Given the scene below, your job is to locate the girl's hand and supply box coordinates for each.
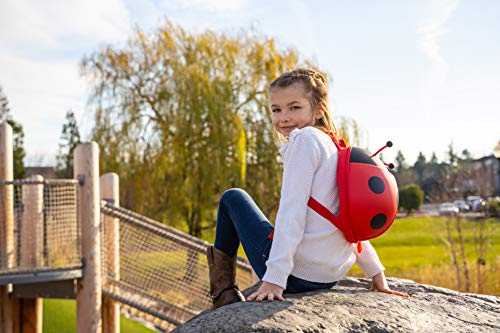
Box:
[371,271,409,297]
[247,281,285,302]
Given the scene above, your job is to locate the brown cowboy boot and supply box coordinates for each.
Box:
[207,245,245,309]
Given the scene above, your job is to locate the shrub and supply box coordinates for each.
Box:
[399,184,424,214]
[485,200,500,218]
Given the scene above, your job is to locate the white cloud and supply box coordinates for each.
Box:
[0,0,55,49]
[0,53,88,164]
[160,0,247,12]
[416,0,459,83]
[0,0,131,53]
[416,0,460,117]
[0,0,132,165]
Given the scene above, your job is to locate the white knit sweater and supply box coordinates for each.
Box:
[262,126,385,289]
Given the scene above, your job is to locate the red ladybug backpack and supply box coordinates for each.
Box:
[307,131,399,253]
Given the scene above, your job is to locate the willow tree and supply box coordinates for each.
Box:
[81,21,305,237]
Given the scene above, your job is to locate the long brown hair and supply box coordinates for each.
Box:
[269,68,338,138]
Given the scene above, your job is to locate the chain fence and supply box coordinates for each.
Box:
[100,202,256,332]
[0,179,81,276]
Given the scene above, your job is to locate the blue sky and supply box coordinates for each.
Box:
[1,0,499,166]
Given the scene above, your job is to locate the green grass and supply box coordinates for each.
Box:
[350,216,500,294]
[368,216,500,268]
[43,299,155,333]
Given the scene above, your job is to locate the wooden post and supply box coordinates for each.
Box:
[0,122,14,333]
[74,142,102,333]
[18,174,44,333]
[21,175,44,269]
[100,173,119,333]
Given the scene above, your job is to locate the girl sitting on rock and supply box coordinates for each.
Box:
[207,68,409,309]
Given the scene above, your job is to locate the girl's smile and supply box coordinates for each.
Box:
[280,125,297,133]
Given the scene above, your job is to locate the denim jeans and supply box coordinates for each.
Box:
[214,188,338,294]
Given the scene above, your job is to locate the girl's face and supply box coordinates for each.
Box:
[270,82,321,137]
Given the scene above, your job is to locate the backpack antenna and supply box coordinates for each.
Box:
[371,141,395,169]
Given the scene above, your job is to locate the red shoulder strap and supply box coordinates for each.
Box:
[322,130,346,151]
[307,129,345,223]
[307,196,336,222]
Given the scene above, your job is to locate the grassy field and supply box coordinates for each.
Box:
[43,299,156,333]
[350,216,500,295]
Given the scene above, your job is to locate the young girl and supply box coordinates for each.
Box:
[206,68,408,309]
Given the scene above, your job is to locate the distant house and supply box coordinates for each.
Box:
[461,141,500,197]
[473,155,499,196]
[25,166,57,179]
[494,141,500,196]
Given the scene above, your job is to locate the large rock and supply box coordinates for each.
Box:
[173,277,500,333]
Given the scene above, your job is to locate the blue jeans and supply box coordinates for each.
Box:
[214,188,338,294]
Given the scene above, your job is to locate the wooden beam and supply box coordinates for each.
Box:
[18,175,44,333]
[74,142,102,333]
[100,173,120,333]
[0,122,14,333]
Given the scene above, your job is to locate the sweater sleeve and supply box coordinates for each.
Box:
[262,129,321,288]
[354,241,385,278]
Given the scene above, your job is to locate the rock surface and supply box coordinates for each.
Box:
[172,277,500,333]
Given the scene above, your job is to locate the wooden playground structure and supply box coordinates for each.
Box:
[0,122,256,332]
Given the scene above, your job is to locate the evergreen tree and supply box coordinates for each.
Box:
[0,86,10,118]
[56,110,81,178]
[8,120,26,179]
[447,143,459,167]
[413,152,427,182]
[0,85,26,179]
[394,150,407,173]
[430,152,439,164]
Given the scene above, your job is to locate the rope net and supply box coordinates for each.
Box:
[100,202,256,331]
[0,179,81,275]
